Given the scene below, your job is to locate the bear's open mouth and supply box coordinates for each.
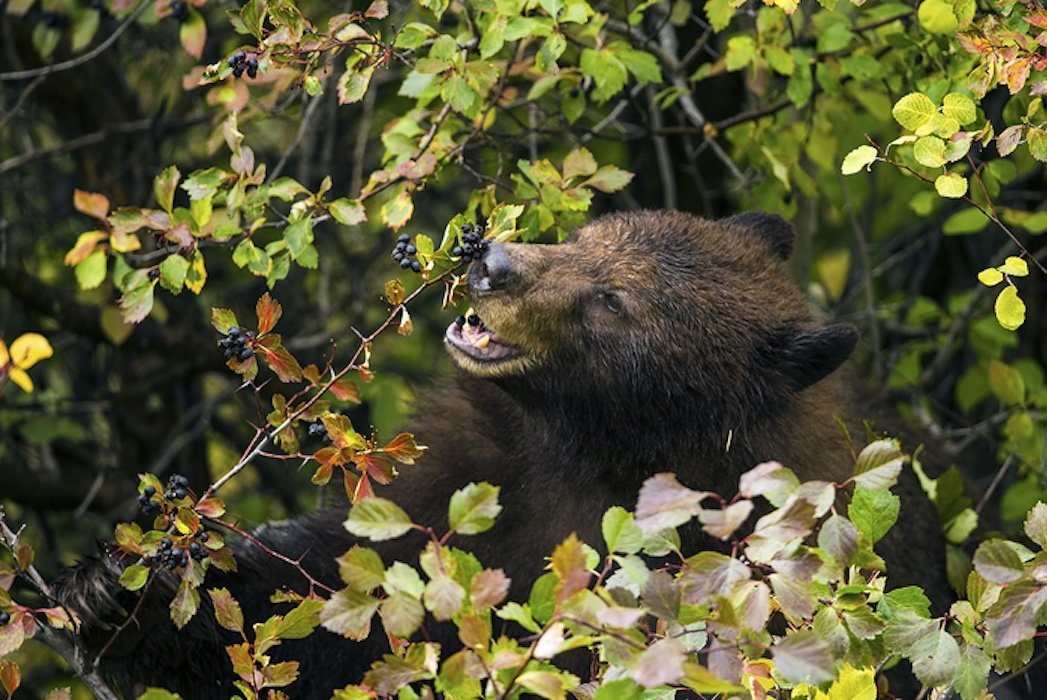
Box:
[444,308,521,364]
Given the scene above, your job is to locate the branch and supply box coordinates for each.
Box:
[0,0,151,82]
[0,508,119,700]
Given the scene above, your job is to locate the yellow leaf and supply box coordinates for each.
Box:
[998,256,1029,277]
[825,664,876,700]
[9,367,33,393]
[9,333,53,370]
[977,268,1003,286]
[0,339,8,368]
[186,251,207,294]
[934,172,968,198]
[995,285,1026,331]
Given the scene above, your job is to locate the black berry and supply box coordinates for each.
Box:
[397,234,410,243]
[198,531,209,542]
[169,1,188,22]
[400,258,412,269]
[144,486,156,497]
[467,315,480,326]
[455,315,465,327]
[411,260,421,272]
[161,538,172,549]
[0,611,11,626]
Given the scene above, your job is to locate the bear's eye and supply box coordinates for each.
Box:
[601,292,623,314]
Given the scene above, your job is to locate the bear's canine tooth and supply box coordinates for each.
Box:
[475,334,491,349]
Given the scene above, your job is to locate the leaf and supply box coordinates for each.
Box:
[942,93,977,125]
[185,251,206,294]
[382,433,426,464]
[913,136,947,167]
[256,293,282,335]
[630,638,687,687]
[994,285,1026,331]
[470,568,510,610]
[170,580,201,629]
[448,482,502,535]
[563,148,598,180]
[344,498,414,541]
[0,660,20,700]
[634,473,708,532]
[118,564,149,591]
[382,187,414,231]
[119,278,156,324]
[256,336,303,383]
[1025,502,1047,550]
[551,534,590,603]
[935,173,968,198]
[953,644,991,700]
[698,500,754,540]
[516,671,575,700]
[918,0,959,34]
[338,546,386,591]
[999,256,1029,277]
[73,189,109,220]
[321,589,379,639]
[380,592,424,637]
[704,0,733,32]
[910,628,960,687]
[988,359,1025,405]
[64,230,108,266]
[840,145,878,175]
[771,630,836,684]
[818,514,859,565]
[424,575,465,620]
[584,165,634,193]
[852,439,905,490]
[892,92,937,131]
[824,664,876,700]
[973,539,1024,583]
[329,198,367,225]
[977,268,1003,286]
[1028,128,1047,162]
[602,506,644,554]
[154,165,181,213]
[208,588,244,633]
[997,125,1023,157]
[211,308,239,334]
[179,7,206,59]
[848,486,900,543]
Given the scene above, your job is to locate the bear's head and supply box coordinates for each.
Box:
[444,210,857,466]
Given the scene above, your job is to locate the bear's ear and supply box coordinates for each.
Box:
[722,212,795,260]
[776,324,858,391]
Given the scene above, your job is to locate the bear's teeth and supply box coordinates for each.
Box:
[475,334,490,349]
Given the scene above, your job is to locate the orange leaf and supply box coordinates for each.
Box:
[64,231,108,266]
[256,292,282,335]
[353,452,397,485]
[196,497,226,519]
[353,473,374,502]
[311,462,334,486]
[342,470,360,502]
[73,189,110,220]
[330,378,361,403]
[257,336,303,383]
[382,433,427,465]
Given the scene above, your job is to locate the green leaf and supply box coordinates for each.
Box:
[170,580,200,629]
[1024,502,1047,550]
[337,546,386,591]
[154,166,181,213]
[913,136,947,168]
[988,359,1025,406]
[848,486,900,543]
[602,506,644,554]
[999,256,1029,277]
[329,198,367,226]
[321,589,379,638]
[909,629,960,687]
[935,173,968,198]
[1028,128,1047,162]
[344,498,414,541]
[159,255,190,294]
[380,592,424,637]
[942,207,989,235]
[448,482,502,535]
[942,93,977,125]
[893,92,937,131]
[276,599,324,640]
[118,564,149,591]
[840,145,877,175]
[818,514,859,565]
[972,539,1024,583]
[724,35,756,71]
[953,644,991,700]
[618,48,663,84]
[918,0,959,34]
[852,439,904,491]
[994,285,1026,331]
[75,250,107,290]
[584,165,634,193]
[704,0,733,31]
[208,588,244,633]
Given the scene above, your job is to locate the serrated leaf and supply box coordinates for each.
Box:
[848,486,899,543]
[841,145,878,175]
[380,592,424,637]
[470,568,510,610]
[771,630,836,684]
[914,136,947,167]
[321,588,379,639]
[449,482,502,535]
[585,165,634,193]
[424,575,465,621]
[170,580,200,629]
[329,198,367,226]
[818,514,859,565]
[942,93,977,125]
[1025,502,1047,550]
[337,546,386,591]
[972,539,1024,583]
[630,638,686,687]
[118,564,149,591]
[635,473,709,532]
[910,628,960,687]
[256,292,282,335]
[345,498,413,541]
[602,506,644,554]
[208,587,244,633]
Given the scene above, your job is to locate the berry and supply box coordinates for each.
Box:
[455,315,465,327]
[467,315,480,326]
[392,251,404,262]
[144,486,156,497]
[198,531,209,542]
[245,57,259,79]
[405,244,417,255]
[451,245,463,257]
[169,1,188,22]
[238,347,254,361]
[189,542,201,554]
[0,612,11,626]
[148,267,161,280]
[411,260,422,272]
[400,258,412,269]
[398,233,411,243]
[161,538,172,549]
[174,488,187,499]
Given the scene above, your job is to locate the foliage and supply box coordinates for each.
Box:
[1,0,1047,697]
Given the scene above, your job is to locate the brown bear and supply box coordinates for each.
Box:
[59,210,950,698]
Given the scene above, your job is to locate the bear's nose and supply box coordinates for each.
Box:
[469,243,511,293]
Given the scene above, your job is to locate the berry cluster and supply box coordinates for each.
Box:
[308,421,330,441]
[0,611,9,626]
[169,1,189,22]
[451,224,488,263]
[146,535,207,571]
[392,234,422,273]
[227,50,259,79]
[164,473,190,501]
[219,326,255,362]
[137,485,159,514]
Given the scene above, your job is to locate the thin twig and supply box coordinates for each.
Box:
[0,0,151,82]
[975,454,1015,516]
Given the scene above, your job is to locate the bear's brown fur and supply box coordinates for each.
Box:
[59,210,950,698]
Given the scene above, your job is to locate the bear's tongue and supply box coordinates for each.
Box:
[445,308,518,361]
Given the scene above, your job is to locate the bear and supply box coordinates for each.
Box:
[58,209,951,698]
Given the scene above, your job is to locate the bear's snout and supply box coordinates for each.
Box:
[468,242,512,293]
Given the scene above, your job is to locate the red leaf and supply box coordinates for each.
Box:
[179,7,207,59]
[256,292,282,335]
[73,189,110,220]
[354,452,397,484]
[257,335,303,382]
[353,473,375,502]
[196,497,226,519]
[0,658,20,697]
[551,533,590,603]
[330,378,361,403]
[365,1,388,19]
[382,433,426,464]
[343,470,360,502]
[311,462,334,485]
